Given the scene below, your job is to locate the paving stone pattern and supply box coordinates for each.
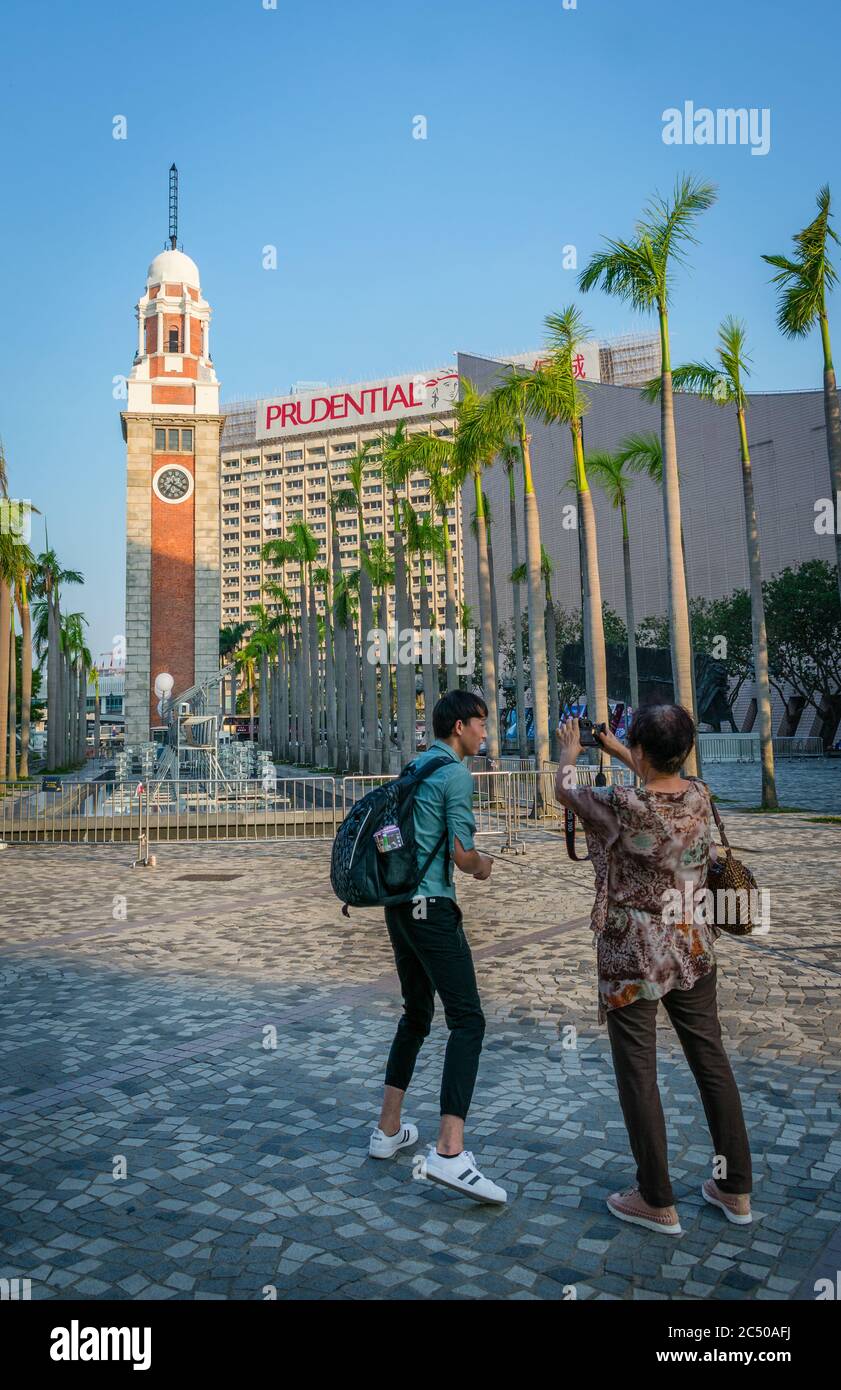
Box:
[0,809,839,1301]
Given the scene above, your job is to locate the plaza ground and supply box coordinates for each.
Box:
[0,802,839,1301]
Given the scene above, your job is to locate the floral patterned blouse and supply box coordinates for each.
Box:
[564,780,719,1024]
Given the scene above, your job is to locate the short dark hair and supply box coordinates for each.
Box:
[433,690,488,739]
[626,703,696,775]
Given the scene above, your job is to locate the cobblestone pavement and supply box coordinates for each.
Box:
[1,810,839,1301]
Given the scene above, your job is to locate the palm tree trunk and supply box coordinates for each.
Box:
[679,522,702,776]
[659,310,699,775]
[308,576,320,763]
[738,407,778,809]
[8,610,17,779]
[325,613,337,769]
[334,619,347,774]
[348,624,362,773]
[487,522,501,703]
[620,498,640,712]
[379,589,391,773]
[508,469,528,758]
[20,586,32,777]
[0,578,10,779]
[545,587,559,762]
[77,661,87,764]
[260,648,269,750]
[473,468,500,762]
[93,691,100,762]
[573,425,609,732]
[60,645,69,766]
[298,583,313,762]
[358,530,378,773]
[441,506,459,690]
[46,589,57,770]
[249,677,255,743]
[519,421,550,771]
[419,574,435,749]
[393,514,414,766]
[819,316,841,606]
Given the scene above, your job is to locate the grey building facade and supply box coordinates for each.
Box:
[458,352,839,740]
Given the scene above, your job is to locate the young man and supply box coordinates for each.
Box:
[368,690,507,1204]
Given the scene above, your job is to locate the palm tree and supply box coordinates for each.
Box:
[381,421,415,766]
[584,446,642,711]
[391,432,458,691]
[264,584,292,761]
[33,548,83,770]
[542,307,609,734]
[471,490,501,709]
[762,185,841,605]
[311,558,335,767]
[365,538,396,772]
[328,482,357,771]
[346,443,379,772]
[580,174,717,773]
[234,643,259,743]
[14,543,37,776]
[263,522,318,763]
[614,430,702,769]
[456,368,553,769]
[220,622,246,727]
[335,572,361,772]
[405,501,445,749]
[642,319,778,808]
[248,602,276,752]
[512,545,560,757]
[501,442,528,757]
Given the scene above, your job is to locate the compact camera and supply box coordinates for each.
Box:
[578,717,608,748]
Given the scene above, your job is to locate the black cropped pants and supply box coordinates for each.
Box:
[384,896,485,1120]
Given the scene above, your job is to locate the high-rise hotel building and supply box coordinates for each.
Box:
[219,371,465,633]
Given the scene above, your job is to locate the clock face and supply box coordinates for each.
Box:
[153,465,193,504]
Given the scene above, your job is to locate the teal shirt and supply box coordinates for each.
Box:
[412,739,477,900]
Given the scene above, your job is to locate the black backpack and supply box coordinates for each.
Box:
[331,755,451,915]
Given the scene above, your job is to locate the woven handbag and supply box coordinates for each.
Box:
[694,780,758,936]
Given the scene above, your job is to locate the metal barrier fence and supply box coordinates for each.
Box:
[0,778,342,845]
[697,732,824,761]
[340,771,521,849]
[0,765,631,847]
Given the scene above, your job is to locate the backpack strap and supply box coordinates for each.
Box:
[407,753,455,887]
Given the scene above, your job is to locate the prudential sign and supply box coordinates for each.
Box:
[255,369,459,440]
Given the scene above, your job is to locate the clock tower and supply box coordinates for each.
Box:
[121,167,223,745]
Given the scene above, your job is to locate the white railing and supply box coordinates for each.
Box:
[698,732,824,762]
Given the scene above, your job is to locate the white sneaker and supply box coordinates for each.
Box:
[422,1147,507,1204]
[368,1122,419,1159]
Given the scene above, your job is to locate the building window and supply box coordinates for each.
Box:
[168,328,180,353]
[181,428,193,451]
[168,428,180,450]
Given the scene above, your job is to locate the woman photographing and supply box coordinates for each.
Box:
[554,704,752,1236]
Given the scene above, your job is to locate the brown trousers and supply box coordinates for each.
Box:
[605,966,752,1207]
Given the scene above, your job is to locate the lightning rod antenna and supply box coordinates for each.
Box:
[168,164,178,250]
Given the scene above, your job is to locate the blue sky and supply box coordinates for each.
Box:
[0,0,838,656]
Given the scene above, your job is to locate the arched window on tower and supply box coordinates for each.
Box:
[168,326,181,353]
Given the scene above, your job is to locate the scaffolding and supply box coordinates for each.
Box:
[598,333,662,387]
